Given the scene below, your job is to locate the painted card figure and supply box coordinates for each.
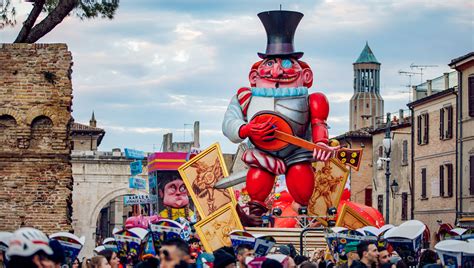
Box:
[179,143,235,218]
[336,204,372,229]
[308,159,348,220]
[195,204,243,252]
[191,158,230,214]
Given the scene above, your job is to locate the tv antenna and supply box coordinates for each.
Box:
[410,63,438,83]
[398,70,422,103]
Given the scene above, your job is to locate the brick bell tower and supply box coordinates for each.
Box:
[349,42,384,130]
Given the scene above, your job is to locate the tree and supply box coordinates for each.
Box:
[0,0,119,43]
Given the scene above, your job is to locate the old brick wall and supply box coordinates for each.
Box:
[0,43,73,233]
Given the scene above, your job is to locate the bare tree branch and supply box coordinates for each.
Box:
[14,0,46,43]
[23,0,78,43]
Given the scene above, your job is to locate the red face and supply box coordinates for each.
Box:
[162,179,189,208]
[249,57,313,88]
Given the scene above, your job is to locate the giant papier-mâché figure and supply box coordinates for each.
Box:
[222,10,340,226]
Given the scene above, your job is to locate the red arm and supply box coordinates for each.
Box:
[309,92,329,144]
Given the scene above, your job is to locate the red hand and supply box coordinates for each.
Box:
[239,116,277,142]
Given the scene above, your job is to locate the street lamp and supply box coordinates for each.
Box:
[383,113,392,224]
[390,179,399,198]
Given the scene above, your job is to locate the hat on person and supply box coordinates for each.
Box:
[277,245,291,255]
[6,227,53,258]
[345,241,359,253]
[213,249,236,268]
[49,240,66,264]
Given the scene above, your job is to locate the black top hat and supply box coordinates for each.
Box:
[257,10,304,59]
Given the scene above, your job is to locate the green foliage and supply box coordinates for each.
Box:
[42,0,119,20]
[0,0,119,28]
[0,0,16,29]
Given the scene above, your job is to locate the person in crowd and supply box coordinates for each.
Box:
[159,238,192,268]
[213,249,236,268]
[418,249,440,268]
[377,247,390,267]
[0,249,6,268]
[350,241,379,268]
[135,255,160,268]
[82,256,111,268]
[72,258,82,268]
[97,249,120,268]
[6,227,55,268]
[294,255,309,266]
[276,245,296,268]
[337,241,359,268]
[299,261,317,268]
[235,244,254,268]
[312,249,325,266]
[48,240,66,268]
[262,258,283,268]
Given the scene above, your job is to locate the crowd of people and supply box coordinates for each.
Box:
[0,226,451,268]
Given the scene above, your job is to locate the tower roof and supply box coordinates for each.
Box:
[355,42,380,64]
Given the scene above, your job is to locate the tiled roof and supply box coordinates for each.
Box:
[449,52,474,66]
[333,127,373,140]
[355,42,380,64]
[71,122,104,133]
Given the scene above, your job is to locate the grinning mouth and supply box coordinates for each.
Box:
[260,75,298,83]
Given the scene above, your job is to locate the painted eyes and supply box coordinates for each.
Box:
[265,60,274,67]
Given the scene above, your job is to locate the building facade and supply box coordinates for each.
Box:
[408,84,457,245]
[371,115,412,226]
[0,44,73,233]
[349,42,384,131]
[335,129,374,206]
[449,52,474,228]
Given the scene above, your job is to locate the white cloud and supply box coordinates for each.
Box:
[173,50,190,62]
[325,92,353,103]
[174,23,203,41]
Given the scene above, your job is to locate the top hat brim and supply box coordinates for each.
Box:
[257,51,304,59]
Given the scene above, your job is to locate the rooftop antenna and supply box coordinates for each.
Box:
[410,63,438,83]
[398,70,422,103]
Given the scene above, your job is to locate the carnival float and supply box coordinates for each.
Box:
[108,9,472,267]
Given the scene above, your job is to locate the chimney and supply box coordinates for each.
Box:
[443,72,450,89]
[399,109,404,123]
[193,121,200,148]
[427,80,432,96]
[412,86,417,101]
[163,133,173,152]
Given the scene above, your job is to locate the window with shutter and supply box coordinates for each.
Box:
[402,140,408,165]
[439,165,445,197]
[377,195,383,215]
[401,192,408,221]
[447,164,453,197]
[365,188,372,206]
[424,113,429,144]
[447,106,453,139]
[421,168,427,198]
[469,76,474,117]
[440,108,444,139]
[470,156,474,195]
[417,115,422,145]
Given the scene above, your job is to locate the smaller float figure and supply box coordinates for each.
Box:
[158,174,195,221]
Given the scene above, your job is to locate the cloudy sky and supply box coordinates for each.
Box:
[2,0,472,153]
